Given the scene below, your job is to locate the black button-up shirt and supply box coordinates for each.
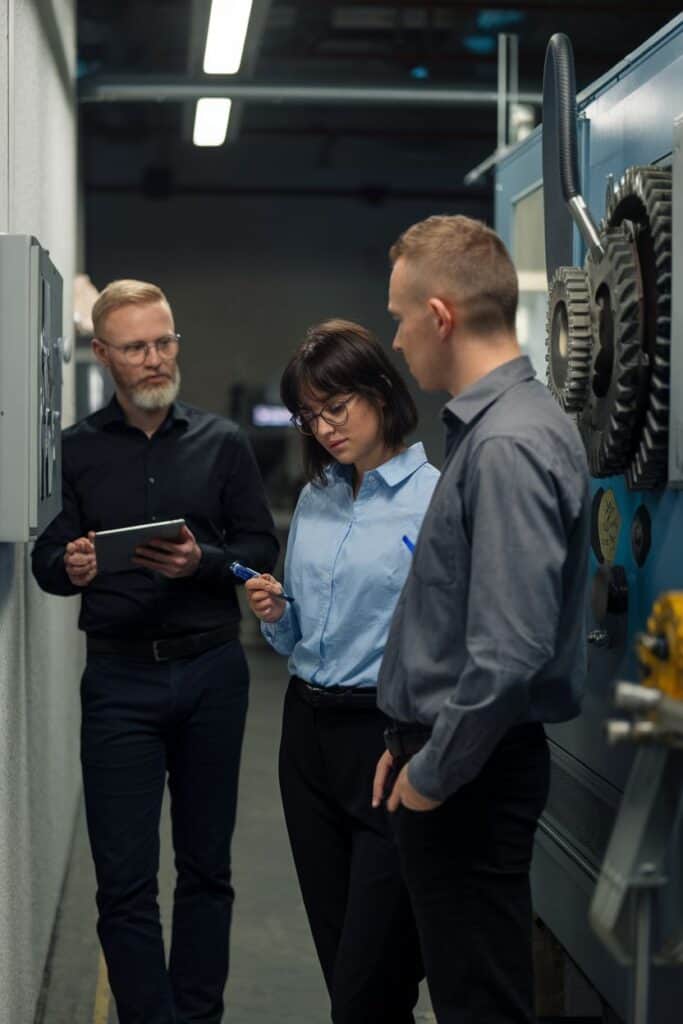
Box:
[32,397,279,639]
[377,356,590,801]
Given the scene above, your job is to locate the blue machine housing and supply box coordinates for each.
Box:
[496,16,683,1019]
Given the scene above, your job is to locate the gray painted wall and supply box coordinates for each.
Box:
[85,191,490,469]
[0,2,81,1021]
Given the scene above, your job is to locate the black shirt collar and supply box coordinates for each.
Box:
[91,395,191,432]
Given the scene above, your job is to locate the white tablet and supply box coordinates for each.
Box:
[94,518,185,574]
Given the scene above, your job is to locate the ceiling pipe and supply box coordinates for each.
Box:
[79,76,542,107]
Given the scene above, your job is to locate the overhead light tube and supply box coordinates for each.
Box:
[193,97,233,146]
[203,0,254,75]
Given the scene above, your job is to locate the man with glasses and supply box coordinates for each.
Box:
[32,279,278,1024]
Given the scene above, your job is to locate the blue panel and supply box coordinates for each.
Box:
[495,16,683,1013]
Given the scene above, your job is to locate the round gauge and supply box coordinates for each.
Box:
[590,487,621,564]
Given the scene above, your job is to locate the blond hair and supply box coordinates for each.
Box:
[390,215,518,335]
[92,280,169,338]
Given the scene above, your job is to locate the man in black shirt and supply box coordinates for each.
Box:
[32,279,278,1024]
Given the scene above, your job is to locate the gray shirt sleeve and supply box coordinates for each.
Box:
[407,436,573,801]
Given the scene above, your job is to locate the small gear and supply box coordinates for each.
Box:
[579,224,646,477]
[604,166,672,490]
[546,266,592,412]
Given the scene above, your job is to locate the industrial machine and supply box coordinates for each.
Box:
[495,16,683,1021]
[0,235,64,541]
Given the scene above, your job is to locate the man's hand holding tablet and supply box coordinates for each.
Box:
[93,519,201,576]
[132,522,202,578]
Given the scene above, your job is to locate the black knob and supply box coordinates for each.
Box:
[591,565,629,624]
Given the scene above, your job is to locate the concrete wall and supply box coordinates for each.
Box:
[85,191,490,470]
[0,2,81,1021]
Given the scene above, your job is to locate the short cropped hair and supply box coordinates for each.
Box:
[281,319,418,486]
[390,214,518,335]
[92,280,169,338]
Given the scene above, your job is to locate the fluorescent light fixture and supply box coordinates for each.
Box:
[203,0,254,75]
[193,98,233,146]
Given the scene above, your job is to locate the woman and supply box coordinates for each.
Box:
[245,319,438,1024]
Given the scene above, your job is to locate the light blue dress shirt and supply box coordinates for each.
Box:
[262,442,439,688]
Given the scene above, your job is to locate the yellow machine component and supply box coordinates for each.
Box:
[638,593,683,701]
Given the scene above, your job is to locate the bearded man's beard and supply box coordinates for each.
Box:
[129,367,181,410]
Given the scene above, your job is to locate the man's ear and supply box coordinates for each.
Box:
[427,296,456,340]
[91,338,110,368]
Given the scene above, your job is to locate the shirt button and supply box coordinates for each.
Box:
[148,476,155,484]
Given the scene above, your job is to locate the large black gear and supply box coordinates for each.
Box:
[546,266,592,413]
[579,223,646,477]
[604,166,672,489]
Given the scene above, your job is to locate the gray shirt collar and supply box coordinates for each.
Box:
[442,355,536,428]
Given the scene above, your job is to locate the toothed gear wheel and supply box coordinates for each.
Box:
[546,266,592,412]
[604,166,672,489]
[579,223,646,477]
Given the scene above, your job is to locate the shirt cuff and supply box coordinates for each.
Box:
[406,743,453,803]
[194,542,226,581]
[261,604,297,655]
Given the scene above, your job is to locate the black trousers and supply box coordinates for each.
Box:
[393,722,550,1024]
[80,640,249,1024]
[279,681,423,1024]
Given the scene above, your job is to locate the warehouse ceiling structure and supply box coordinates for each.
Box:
[78,2,683,202]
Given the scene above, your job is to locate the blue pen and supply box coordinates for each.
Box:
[402,535,415,554]
[229,561,296,602]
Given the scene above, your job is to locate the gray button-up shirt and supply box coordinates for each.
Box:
[377,355,590,801]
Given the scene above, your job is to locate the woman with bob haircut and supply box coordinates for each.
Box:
[245,319,438,1023]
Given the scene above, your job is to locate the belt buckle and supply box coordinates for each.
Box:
[306,684,322,706]
[152,639,169,662]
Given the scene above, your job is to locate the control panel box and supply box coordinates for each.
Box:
[0,235,63,541]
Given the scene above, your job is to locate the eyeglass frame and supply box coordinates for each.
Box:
[95,332,181,366]
[291,394,357,435]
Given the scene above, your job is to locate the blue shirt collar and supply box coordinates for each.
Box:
[328,442,428,488]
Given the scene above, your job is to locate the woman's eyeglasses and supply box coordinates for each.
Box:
[291,395,356,435]
[98,333,181,366]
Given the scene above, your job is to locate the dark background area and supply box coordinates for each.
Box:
[76,2,683,497]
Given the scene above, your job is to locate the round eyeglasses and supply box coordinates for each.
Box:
[291,395,356,435]
[98,333,181,366]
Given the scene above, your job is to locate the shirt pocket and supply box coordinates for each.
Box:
[412,499,463,589]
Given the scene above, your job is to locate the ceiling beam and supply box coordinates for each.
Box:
[79,76,542,106]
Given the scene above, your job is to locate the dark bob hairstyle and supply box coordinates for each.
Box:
[281,319,418,485]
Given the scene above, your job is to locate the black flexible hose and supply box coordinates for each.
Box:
[543,33,580,202]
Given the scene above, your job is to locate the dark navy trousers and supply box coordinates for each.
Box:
[393,723,550,1024]
[80,640,249,1024]
[278,682,423,1024]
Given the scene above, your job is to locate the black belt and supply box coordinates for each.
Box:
[384,720,432,758]
[291,675,378,710]
[86,623,239,662]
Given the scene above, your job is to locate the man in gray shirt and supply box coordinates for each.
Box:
[372,215,590,1023]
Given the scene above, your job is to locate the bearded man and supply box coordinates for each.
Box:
[32,279,278,1024]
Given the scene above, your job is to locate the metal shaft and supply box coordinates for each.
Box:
[633,888,653,1024]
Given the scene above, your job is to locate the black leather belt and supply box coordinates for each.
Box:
[86,623,239,662]
[384,721,432,758]
[291,675,378,710]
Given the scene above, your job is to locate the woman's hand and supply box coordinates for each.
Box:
[245,573,287,623]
